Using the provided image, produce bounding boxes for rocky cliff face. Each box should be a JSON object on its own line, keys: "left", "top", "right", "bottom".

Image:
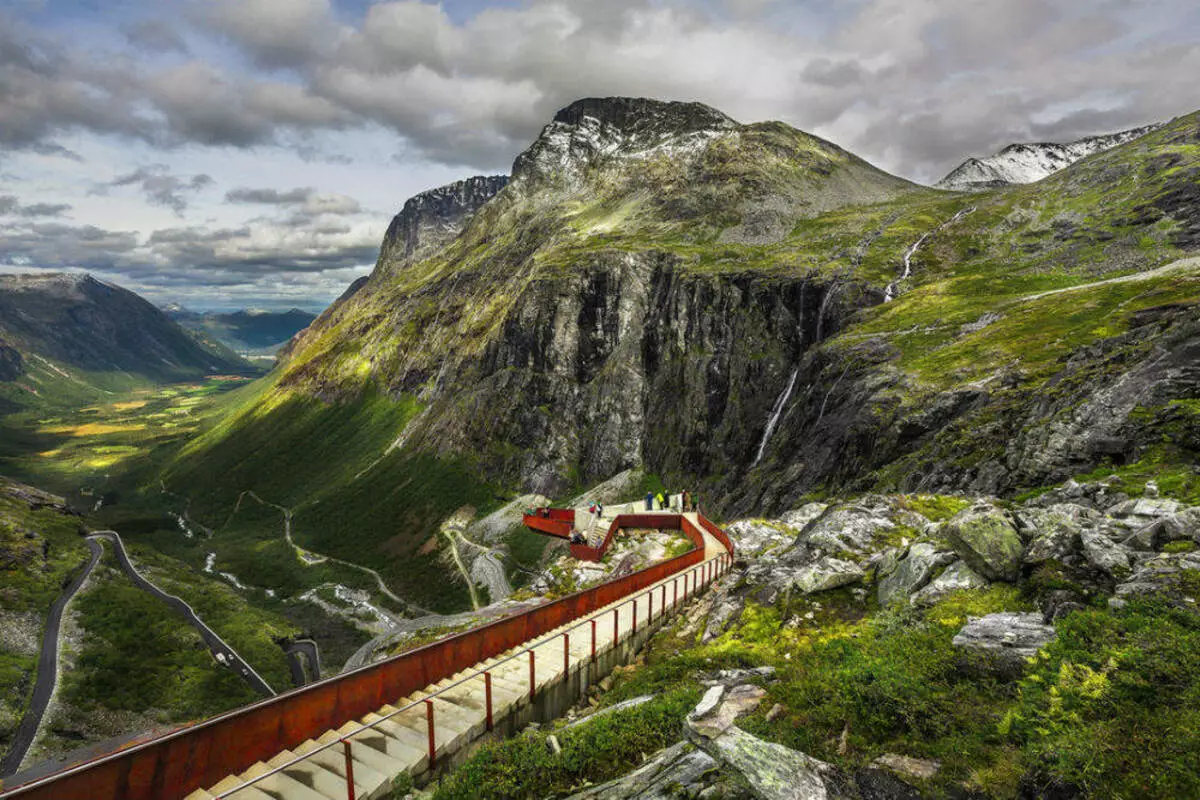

{"left": 0, "top": 273, "right": 249, "bottom": 381}
{"left": 190, "top": 99, "right": 1200, "bottom": 524}
{"left": 377, "top": 175, "right": 509, "bottom": 272}
{"left": 936, "top": 123, "right": 1163, "bottom": 191}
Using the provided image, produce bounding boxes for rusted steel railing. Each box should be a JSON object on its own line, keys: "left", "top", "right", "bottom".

{"left": 1, "top": 513, "right": 731, "bottom": 800}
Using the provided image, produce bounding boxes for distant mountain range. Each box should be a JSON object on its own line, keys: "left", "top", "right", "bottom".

{"left": 936, "top": 123, "right": 1164, "bottom": 191}
{"left": 0, "top": 273, "right": 251, "bottom": 405}
{"left": 163, "top": 306, "right": 317, "bottom": 355}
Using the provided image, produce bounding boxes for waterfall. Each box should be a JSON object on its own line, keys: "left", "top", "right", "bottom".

{"left": 753, "top": 368, "right": 799, "bottom": 466}
{"left": 885, "top": 207, "right": 976, "bottom": 302}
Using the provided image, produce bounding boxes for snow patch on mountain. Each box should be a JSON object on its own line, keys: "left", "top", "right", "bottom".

{"left": 937, "top": 123, "right": 1164, "bottom": 191}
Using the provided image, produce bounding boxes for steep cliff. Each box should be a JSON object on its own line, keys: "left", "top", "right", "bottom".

{"left": 377, "top": 175, "right": 509, "bottom": 272}
{"left": 168, "top": 100, "right": 1200, "bottom": 604}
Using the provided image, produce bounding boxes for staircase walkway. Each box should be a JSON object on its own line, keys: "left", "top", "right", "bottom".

{"left": 189, "top": 514, "right": 729, "bottom": 800}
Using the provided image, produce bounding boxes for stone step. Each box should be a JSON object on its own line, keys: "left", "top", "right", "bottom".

{"left": 236, "top": 760, "right": 329, "bottom": 800}
{"left": 206, "top": 775, "right": 274, "bottom": 800}
{"left": 293, "top": 738, "right": 374, "bottom": 798}
{"left": 312, "top": 731, "right": 389, "bottom": 796}
{"left": 268, "top": 749, "right": 352, "bottom": 800}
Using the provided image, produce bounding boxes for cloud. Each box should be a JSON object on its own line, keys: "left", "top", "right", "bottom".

{"left": 4, "top": 1, "right": 1197, "bottom": 182}
{"left": 0, "top": 195, "right": 71, "bottom": 217}
{"left": 225, "top": 186, "right": 363, "bottom": 223}
{"left": 123, "top": 18, "right": 190, "bottom": 54}
{"left": 107, "top": 165, "right": 215, "bottom": 214}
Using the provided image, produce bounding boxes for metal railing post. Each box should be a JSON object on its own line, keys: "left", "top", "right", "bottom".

{"left": 425, "top": 699, "right": 436, "bottom": 769}
{"left": 484, "top": 671, "right": 493, "bottom": 731}
{"left": 591, "top": 618, "right": 597, "bottom": 663}
{"left": 342, "top": 739, "right": 356, "bottom": 800}
{"left": 648, "top": 590, "right": 653, "bottom": 622}
{"left": 528, "top": 650, "right": 536, "bottom": 700}
{"left": 633, "top": 599, "right": 638, "bottom": 634}
{"left": 562, "top": 632, "right": 570, "bottom": 675}
{"left": 674, "top": 578, "right": 678, "bottom": 608}
{"left": 613, "top": 607, "right": 618, "bottom": 647}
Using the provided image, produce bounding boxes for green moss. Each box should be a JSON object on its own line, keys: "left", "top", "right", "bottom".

{"left": 427, "top": 687, "right": 701, "bottom": 800}
{"left": 899, "top": 494, "right": 972, "bottom": 522}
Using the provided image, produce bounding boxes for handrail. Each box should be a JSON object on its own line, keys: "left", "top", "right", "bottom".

{"left": 213, "top": 549, "right": 732, "bottom": 799}
{"left": 1, "top": 512, "right": 733, "bottom": 800}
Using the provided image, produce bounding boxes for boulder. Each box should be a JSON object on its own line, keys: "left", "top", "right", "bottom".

{"left": 877, "top": 543, "right": 956, "bottom": 607}
{"left": 1124, "top": 508, "right": 1200, "bottom": 550}
{"left": 1112, "top": 550, "right": 1200, "bottom": 606}
{"left": 1016, "top": 504, "right": 1096, "bottom": 563}
{"left": 727, "top": 519, "right": 796, "bottom": 559}
{"left": 1041, "top": 590, "right": 1087, "bottom": 624}
{"left": 686, "top": 686, "right": 920, "bottom": 800}
{"left": 944, "top": 504, "right": 1023, "bottom": 582}
{"left": 794, "top": 557, "right": 865, "bottom": 595}
{"left": 703, "top": 593, "right": 746, "bottom": 643}
{"left": 1080, "top": 529, "right": 1131, "bottom": 576}
{"left": 780, "top": 503, "right": 829, "bottom": 530}
{"left": 911, "top": 560, "right": 989, "bottom": 605}
{"left": 952, "top": 613, "right": 1056, "bottom": 677}
{"left": 870, "top": 753, "right": 941, "bottom": 781}
{"left": 803, "top": 505, "right": 895, "bottom": 554}
{"left": 564, "top": 741, "right": 720, "bottom": 799}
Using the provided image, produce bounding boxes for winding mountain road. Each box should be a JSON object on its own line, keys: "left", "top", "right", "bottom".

{"left": 283, "top": 639, "right": 321, "bottom": 687}
{"left": 88, "top": 531, "right": 275, "bottom": 697}
{"left": 0, "top": 539, "right": 102, "bottom": 778}
{"left": 236, "top": 490, "right": 433, "bottom": 616}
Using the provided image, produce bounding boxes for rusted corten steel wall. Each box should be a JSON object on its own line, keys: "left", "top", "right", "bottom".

{"left": 3, "top": 514, "right": 729, "bottom": 800}
{"left": 697, "top": 515, "right": 735, "bottom": 556}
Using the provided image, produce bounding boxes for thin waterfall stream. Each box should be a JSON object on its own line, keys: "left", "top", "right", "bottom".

{"left": 752, "top": 368, "right": 799, "bottom": 466}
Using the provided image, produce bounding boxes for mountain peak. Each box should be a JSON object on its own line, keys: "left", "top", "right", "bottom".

{"left": 376, "top": 175, "right": 510, "bottom": 275}
{"left": 937, "top": 122, "right": 1164, "bottom": 191}
{"left": 512, "top": 96, "right": 739, "bottom": 187}
{"left": 551, "top": 97, "right": 738, "bottom": 136}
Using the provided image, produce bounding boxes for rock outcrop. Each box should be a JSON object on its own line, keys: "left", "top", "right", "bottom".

{"left": 944, "top": 504, "right": 1024, "bottom": 582}
{"left": 952, "top": 613, "right": 1056, "bottom": 677}
{"left": 377, "top": 175, "right": 509, "bottom": 273}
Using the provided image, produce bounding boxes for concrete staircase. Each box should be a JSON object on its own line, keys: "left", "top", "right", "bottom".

{"left": 189, "top": 517, "right": 727, "bottom": 800}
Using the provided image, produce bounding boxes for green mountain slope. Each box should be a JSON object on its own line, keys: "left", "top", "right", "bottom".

{"left": 166, "top": 99, "right": 1200, "bottom": 613}
{"left": 0, "top": 274, "right": 253, "bottom": 415}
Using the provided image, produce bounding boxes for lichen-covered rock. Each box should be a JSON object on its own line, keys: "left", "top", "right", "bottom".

{"left": 944, "top": 504, "right": 1023, "bottom": 581}
{"left": 780, "top": 503, "right": 829, "bottom": 531}
{"left": 1080, "top": 529, "right": 1132, "bottom": 576}
{"left": 952, "top": 612, "right": 1056, "bottom": 677}
{"left": 1016, "top": 503, "right": 1097, "bottom": 563}
{"left": 803, "top": 505, "right": 895, "bottom": 554}
{"left": 911, "top": 560, "right": 989, "bottom": 605}
{"left": 564, "top": 740, "right": 724, "bottom": 799}
{"left": 876, "top": 543, "right": 956, "bottom": 607}
{"left": 727, "top": 519, "right": 796, "bottom": 559}
{"left": 794, "top": 557, "right": 865, "bottom": 595}
{"left": 1111, "top": 550, "right": 1200, "bottom": 607}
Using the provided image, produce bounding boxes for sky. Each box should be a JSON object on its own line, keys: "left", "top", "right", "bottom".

{"left": 1, "top": 0, "right": 1197, "bottom": 311}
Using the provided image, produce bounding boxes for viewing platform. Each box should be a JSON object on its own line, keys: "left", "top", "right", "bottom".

{"left": 2, "top": 510, "right": 733, "bottom": 800}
